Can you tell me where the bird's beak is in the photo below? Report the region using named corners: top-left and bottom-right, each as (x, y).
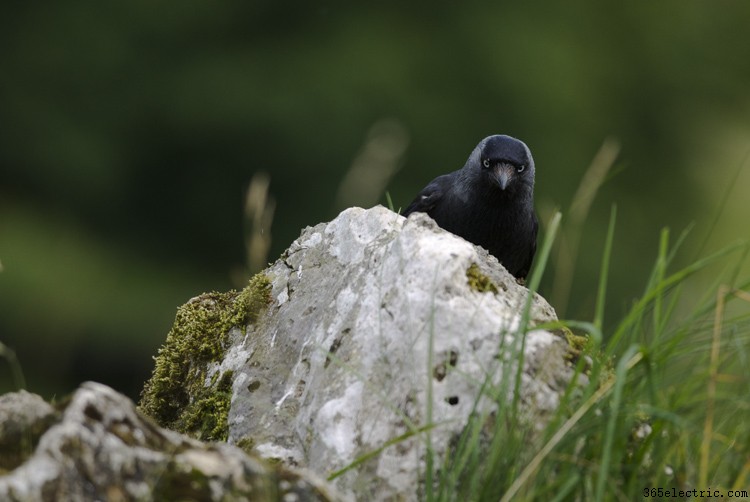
top-left (493, 164), bottom-right (514, 190)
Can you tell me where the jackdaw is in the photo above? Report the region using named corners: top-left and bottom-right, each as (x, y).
top-left (402, 134), bottom-right (538, 280)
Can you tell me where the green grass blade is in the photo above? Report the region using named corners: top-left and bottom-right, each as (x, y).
top-left (607, 241), bottom-right (746, 356)
top-left (694, 149), bottom-right (749, 258)
top-left (594, 204), bottom-right (617, 331)
top-left (425, 268), bottom-right (438, 501)
top-left (512, 211), bottom-right (562, 412)
top-left (0, 341), bottom-right (26, 391)
top-left (327, 423), bottom-right (439, 481)
top-left (385, 191), bottom-right (397, 213)
top-left (596, 343), bottom-right (642, 500)
top-left (651, 229), bottom-right (670, 344)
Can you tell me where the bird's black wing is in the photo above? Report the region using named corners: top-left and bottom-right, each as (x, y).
top-left (401, 174), bottom-right (454, 217)
top-left (516, 212), bottom-right (539, 280)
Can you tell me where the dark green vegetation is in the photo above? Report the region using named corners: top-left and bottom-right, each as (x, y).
top-left (139, 274), bottom-right (271, 442)
top-left (1, 1), bottom-right (749, 399)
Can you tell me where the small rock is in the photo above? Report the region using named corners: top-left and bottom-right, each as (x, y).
top-left (0, 390), bottom-right (58, 472)
top-left (0, 383), bottom-right (340, 501)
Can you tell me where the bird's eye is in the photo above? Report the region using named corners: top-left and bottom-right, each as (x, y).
top-left (482, 159), bottom-right (491, 168)
top-left (517, 164), bottom-right (526, 173)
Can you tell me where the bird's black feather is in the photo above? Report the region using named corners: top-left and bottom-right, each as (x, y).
top-left (402, 135), bottom-right (538, 279)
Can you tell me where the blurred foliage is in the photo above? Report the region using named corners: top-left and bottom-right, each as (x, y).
top-left (1, 1), bottom-right (749, 399)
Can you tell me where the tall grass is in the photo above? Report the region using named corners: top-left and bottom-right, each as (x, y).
top-left (551, 138), bottom-right (621, 317)
top-left (378, 148), bottom-right (749, 500)
top-left (432, 213), bottom-right (750, 501)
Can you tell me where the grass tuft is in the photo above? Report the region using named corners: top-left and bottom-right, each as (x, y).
top-left (432, 223), bottom-right (750, 501)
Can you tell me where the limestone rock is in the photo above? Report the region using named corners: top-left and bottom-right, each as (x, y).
top-left (0, 383), bottom-right (339, 501)
top-left (202, 206), bottom-right (577, 500)
top-left (0, 390), bottom-right (58, 472)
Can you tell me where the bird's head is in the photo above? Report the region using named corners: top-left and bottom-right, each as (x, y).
top-left (471, 135), bottom-right (535, 194)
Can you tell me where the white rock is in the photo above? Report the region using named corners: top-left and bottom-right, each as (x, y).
top-left (226, 206), bottom-right (575, 501)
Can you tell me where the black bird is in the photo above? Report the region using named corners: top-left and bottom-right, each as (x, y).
top-left (402, 134), bottom-right (538, 280)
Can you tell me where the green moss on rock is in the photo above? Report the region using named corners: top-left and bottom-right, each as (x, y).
top-left (139, 274), bottom-right (271, 441)
top-left (235, 436), bottom-right (256, 454)
top-left (181, 370), bottom-right (235, 441)
top-left (563, 328), bottom-right (588, 353)
top-left (466, 263), bottom-right (499, 294)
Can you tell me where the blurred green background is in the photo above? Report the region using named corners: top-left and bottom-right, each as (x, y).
top-left (1, 1), bottom-right (749, 400)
